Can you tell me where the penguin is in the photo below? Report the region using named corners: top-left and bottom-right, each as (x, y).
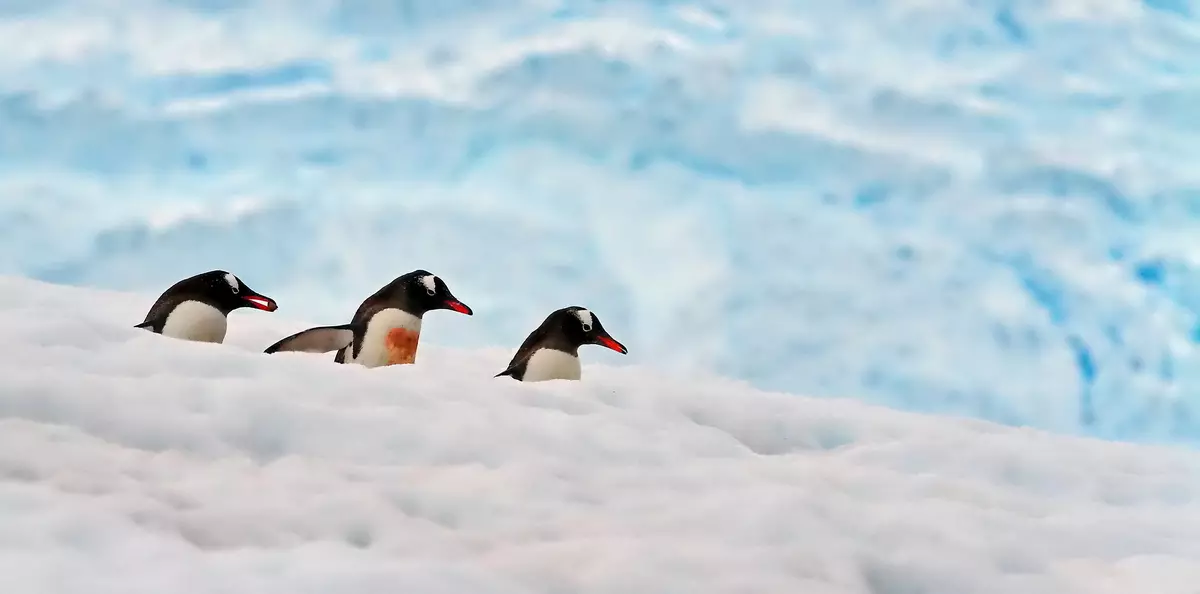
top-left (263, 269), bottom-right (472, 368)
top-left (495, 306), bottom-right (627, 382)
top-left (135, 270), bottom-right (278, 343)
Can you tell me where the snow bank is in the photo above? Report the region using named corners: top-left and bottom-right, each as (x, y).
top-left (0, 276), bottom-right (1197, 594)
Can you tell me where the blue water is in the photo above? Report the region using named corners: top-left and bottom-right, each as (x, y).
top-left (2, 0), bottom-right (1200, 446)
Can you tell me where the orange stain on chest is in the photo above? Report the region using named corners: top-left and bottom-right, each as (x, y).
top-left (385, 327), bottom-right (421, 365)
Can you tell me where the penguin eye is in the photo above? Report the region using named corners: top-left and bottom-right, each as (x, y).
top-left (581, 322), bottom-right (592, 332)
top-left (425, 287), bottom-right (436, 296)
top-left (231, 285), bottom-right (240, 294)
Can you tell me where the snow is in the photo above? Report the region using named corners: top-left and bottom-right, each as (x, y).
top-left (1, 276), bottom-right (1199, 594)
top-left (2, 1), bottom-right (1200, 445)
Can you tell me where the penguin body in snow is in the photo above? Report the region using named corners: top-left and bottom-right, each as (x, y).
top-left (264, 269), bottom-right (472, 368)
top-left (496, 306), bottom-right (627, 382)
top-left (136, 270), bottom-right (278, 343)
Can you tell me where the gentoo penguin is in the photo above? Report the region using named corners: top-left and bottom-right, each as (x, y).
top-left (495, 306), bottom-right (627, 382)
top-left (263, 269), bottom-right (472, 367)
top-left (135, 270), bottom-right (278, 343)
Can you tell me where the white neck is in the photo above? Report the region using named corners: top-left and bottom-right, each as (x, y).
top-left (522, 348), bottom-right (582, 382)
top-left (348, 307), bottom-right (422, 368)
top-left (161, 301), bottom-right (228, 343)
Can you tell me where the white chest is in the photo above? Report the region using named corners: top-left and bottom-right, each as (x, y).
top-left (522, 348), bottom-right (582, 382)
top-left (349, 308), bottom-right (422, 368)
top-left (161, 301), bottom-right (228, 344)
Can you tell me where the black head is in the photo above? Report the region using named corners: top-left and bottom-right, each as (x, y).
top-left (549, 306), bottom-right (628, 354)
top-left (173, 270), bottom-right (279, 314)
top-left (380, 269), bottom-right (473, 317)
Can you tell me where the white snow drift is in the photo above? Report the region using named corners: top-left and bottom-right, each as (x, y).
top-left (0, 275), bottom-right (1198, 594)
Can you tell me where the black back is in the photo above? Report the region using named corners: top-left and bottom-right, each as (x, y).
top-left (496, 306), bottom-right (626, 380)
top-left (136, 270), bottom-right (275, 333)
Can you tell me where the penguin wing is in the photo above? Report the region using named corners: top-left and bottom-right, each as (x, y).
top-left (134, 313), bottom-right (169, 333)
top-left (264, 324), bottom-right (357, 354)
top-left (135, 296), bottom-right (181, 333)
top-left (494, 360), bottom-right (523, 378)
top-left (495, 325), bottom-right (549, 378)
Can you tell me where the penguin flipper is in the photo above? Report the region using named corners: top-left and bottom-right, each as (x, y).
top-left (495, 324), bottom-right (548, 379)
top-left (134, 321), bottom-right (154, 330)
top-left (494, 352), bottom-right (533, 380)
top-left (264, 324), bottom-right (356, 354)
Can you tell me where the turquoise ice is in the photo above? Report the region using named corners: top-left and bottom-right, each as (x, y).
top-left (2, 0), bottom-right (1199, 444)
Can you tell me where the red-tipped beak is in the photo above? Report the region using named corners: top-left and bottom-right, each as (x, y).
top-left (596, 335), bottom-right (628, 354)
top-left (244, 295), bottom-right (278, 312)
top-left (444, 300), bottom-right (473, 315)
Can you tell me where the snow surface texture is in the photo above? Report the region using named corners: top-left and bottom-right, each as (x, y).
top-left (2, 276), bottom-right (1199, 594)
top-left (2, 0), bottom-right (1200, 444)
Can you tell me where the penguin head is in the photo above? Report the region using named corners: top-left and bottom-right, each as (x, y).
top-left (555, 306), bottom-right (628, 354)
top-left (193, 270), bottom-right (279, 314)
top-left (392, 269), bottom-right (473, 316)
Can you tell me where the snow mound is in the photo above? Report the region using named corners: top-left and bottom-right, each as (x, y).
top-left (1, 275), bottom-right (1198, 594)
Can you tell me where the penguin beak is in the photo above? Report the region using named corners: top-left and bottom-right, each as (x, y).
top-left (242, 293), bottom-right (278, 312)
top-left (443, 299), bottom-right (473, 315)
top-left (594, 333), bottom-right (628, 354)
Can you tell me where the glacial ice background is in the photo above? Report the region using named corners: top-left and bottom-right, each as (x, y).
top-left (2, 0), bottom-right (1200, 445)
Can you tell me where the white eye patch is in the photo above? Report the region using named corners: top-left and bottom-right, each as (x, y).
top-left (224, 273), bottom-right (240, 293)
top-left (574, 308), bottom-right (593, 332)
top-left (421, 274), bottom-right (438, 295)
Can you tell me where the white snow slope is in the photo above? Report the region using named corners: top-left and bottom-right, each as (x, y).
top-left (1, 276), bottom-right (1198, 594)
